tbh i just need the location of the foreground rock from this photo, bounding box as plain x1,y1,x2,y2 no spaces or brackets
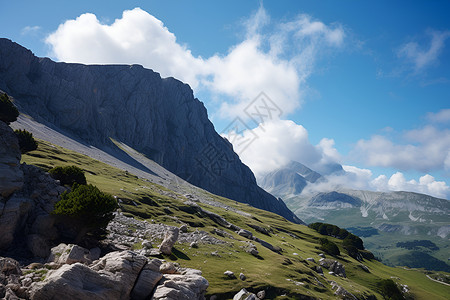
23,250,208,300
0,160,64,257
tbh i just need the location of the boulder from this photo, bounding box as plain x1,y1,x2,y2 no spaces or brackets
0,257,21,276
159,227,179,255
130,260,163,300
31,250,149,300
319,259,346,278
239,273,246,281
29,263,121,300
233,288,257,300
160,262,178,274
237,229,253,239
257,290,266,299
47,243,95,265
151,274,209,300
224,271,235,279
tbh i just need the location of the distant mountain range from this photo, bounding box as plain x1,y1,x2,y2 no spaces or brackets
259,161,450,271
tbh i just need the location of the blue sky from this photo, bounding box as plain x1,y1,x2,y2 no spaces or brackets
2,0,450,198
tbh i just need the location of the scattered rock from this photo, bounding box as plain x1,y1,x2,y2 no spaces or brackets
330,281,357,299
359,264,370,273
142,240,152,249
237,229,253,239
233,288,258,300
239,273,246,281
190,242,198,248
159,227,179,255
306,258,315,263
319,259,346,278
0,257,21,276
257,290,266,299
318,253,325,258
160,262,178,274
179,224,188,233
224,270,235,279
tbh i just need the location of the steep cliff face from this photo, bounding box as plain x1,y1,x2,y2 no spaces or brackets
0,39,302,224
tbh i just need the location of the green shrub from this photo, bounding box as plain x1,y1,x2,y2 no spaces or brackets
319,238,340,256
343,233,364,250
53,183,117,242
0,93,19,124
377,279,403,300
49,165,87,186
14,129,38,153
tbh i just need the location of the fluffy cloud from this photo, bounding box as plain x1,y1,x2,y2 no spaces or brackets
46,8,206,87
371,172,450,199
398,29,450,72
427,108,450,124
226,119,340,177
46,6,345,118
301,165,450,199
353,125,450,174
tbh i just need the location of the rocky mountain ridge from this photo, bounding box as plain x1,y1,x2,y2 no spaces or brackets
0,38,301,224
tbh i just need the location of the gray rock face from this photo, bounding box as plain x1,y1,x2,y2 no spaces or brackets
0,162,63,255
0,38,301,224
151,273,209,300
0,120,23,198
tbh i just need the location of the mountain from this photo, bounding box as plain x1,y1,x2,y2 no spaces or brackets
0,38,301,224
260,161,450,271
258,161,322,197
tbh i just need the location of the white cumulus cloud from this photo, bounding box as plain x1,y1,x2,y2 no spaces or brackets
45,6,345,118
226,119,341,177
353,125,450,174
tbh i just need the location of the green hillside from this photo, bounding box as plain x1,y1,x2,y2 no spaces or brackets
21,139,450,299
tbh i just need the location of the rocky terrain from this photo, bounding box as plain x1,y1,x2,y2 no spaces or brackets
0,38,300,224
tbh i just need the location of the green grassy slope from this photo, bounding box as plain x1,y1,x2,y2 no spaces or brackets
21,139,450,299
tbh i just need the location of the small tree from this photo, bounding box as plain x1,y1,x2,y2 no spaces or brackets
49,165,87,186
14,129,38,153
0,93,19,124
377,279,403,300
53,183,118,242
319,238,340,256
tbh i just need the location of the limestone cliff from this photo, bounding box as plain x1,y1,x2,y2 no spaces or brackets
0,38,302,224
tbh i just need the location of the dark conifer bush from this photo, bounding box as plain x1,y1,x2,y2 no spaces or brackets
14,129,38,153
0,93,19,124
49,165,87,186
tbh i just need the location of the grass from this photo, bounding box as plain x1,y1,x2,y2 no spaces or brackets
21,139,450,299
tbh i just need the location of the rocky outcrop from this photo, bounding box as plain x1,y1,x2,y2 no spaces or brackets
319,259,346,278
23,250,208,300
0,162,64,257
0,120,23,199
0,38,302,224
